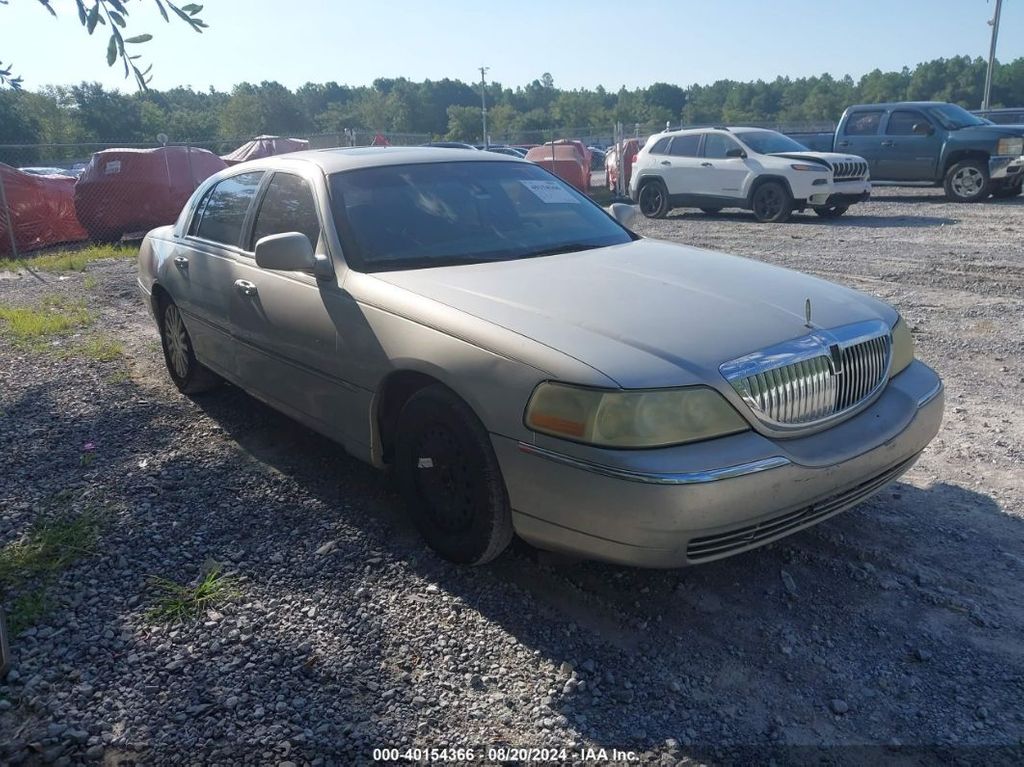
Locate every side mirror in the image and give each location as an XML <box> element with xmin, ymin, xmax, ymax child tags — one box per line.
<box><xmin>912</xmin><ymin>123</ymin><xmax>935</xmax><ymax>136</ymax></box>
<box><xmin>725</xmin><ymin>147</ymin><xmax>747</xmax><ymax>158</ymax></box>
<box><xmin>608</xmin><ymin>202</ymin><xmax>638</xmax><ymax>229</ymax></box>
<box><xmin>254</xmin><ymin>232</ymin><xmax>315</xmax><ymax>272</ymax></box>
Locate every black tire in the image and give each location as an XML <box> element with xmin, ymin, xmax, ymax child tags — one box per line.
<box><xmin>699</xmin><ymin>207</ymin><xmax>722</xmax><ymax>215</ymax></box>
<box><xmin>943</xmin><ymin>159</ymin><xmax>991</xmax><ymax>202</ymax></box>
<box><xmin>750</xmin><ymin>181</ymin><xmax>792</xmax><ymax>223</ymax></box>
<box><xmin>813</xmin><ymin>204</ymin><xmax>849</xmax><ymax>218</ymax></box>
<box><xmin>637</xmin><ymin>179</ymin><xmax>670</xmax><ymax>219</ymax></box>
<box><xmin>157</xmin><ymin>296</ymin><xmax>222</xmax><ymax>394</ymax></box>
<box><xmin>991</xmin><ymin>179</ymin><xmax>1023</xmax><ymax>199</ymax></box>
<box><xmin>394</xmin><ymin>385</ymin><xmax>514</xmax><ymax>565</ymax></box>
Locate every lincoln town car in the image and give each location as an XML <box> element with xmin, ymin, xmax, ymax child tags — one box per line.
<box><xmin>137</xmin><ymin>148</ymin><xmax>943</xmax><ymax>567</ymax></box>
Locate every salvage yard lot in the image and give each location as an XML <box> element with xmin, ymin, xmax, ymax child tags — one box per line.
<box><xmin>1</xmin><ymin>188</ymin><xmax>1022</xmax><ymax>764</ymax></box>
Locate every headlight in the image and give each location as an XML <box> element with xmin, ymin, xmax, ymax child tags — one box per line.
<box><xmin>890</xmin><ymin>316</ymin><xmax>915</xmax><ymax>376</ymax></box>
<box><xmin>790</xmin><ymin>163</ymin><xmax>829</xmax><ymax>172</ymax></box>
<box><xmin>996</xmin><ymin>137</ymin><xmax>1024</xmax><ymax>156</ymax></box>
<box><xmin>525</xmin><ymin>383</ymin><xmax>748</xmax><ymax>448</ymax></box>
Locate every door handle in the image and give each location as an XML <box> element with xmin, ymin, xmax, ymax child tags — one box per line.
<box><xmin>173</xmin><ymin>256</ymin><xmax>189</xmax><ymax>268</ymax></box>
<box><xmin>660</xmin><ymin>160</ymin><xmax>671</xmax><ymax>166</ymax></box>
<box><xmin>881</xmin><ymin>140</ymin><xmax>895</xmax><ymax>148</ymax></box>
<box><xmin>233</xmin><ymin>279</ymin><xmax>257</xmax><ymax>297</ymax></box>
<box><xmin>700</xmin><ymin>162</ymin><xmax>713</xmax><ymax>167</ymax></box>
<box><xmin>837</xmin><ymin>141</ymin><xmax>850</xmax><ymax>148</ymax></box>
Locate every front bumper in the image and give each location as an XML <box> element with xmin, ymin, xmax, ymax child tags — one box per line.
<box><xmin>494</xmin><ymin>359</ymin><xmax>943</xmax><ymax>568</ymax></box>
<box><xmin>990</xmin><ymin>155</ymin><xmax>1024</xmax><ymax>180</ymax></box>
<box><xmin>807</xmin><ymin>180</ymin><xmax>871</xmax><ymax>207</ymax></box>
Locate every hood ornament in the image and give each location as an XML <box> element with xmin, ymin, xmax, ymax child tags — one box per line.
<box><xmin>804</xmin><ymin>298</ymin><xmax>812</xmax><ymax>328</ymax></box>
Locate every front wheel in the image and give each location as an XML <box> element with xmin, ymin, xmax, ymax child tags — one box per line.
<box><xmin>158</xmin><ymin>297</ymin><xmax>221</xmax><ymax>394</ymax></box>
<box><xmin>813</xmin><ymin>204</ymin><xmax>849</xmax><ymax>218</ymax></box>
<box><xmin>750</xmin><ymin>181</ymin><xmax>792</xmax><ymax>223</ymax></box>
<box><xmin>943</xmin><ymin>160</ymin><xmax>990</xmax><ymax>202</ymax></box>
<box><xmin>637</xmin><ymin>180</ymin><xmax>670</xmax><ymax>219</ymax></box>
<box><xmin>394</xmin><ymin>385</ymin><xmax>513</xmax><ymax>565</ymax></box>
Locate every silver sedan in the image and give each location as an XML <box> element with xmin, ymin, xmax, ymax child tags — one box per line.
<box><xmin>137</xmin><ymin>147</ymin><xmax>943</xmax><ymax>567</ymax></box>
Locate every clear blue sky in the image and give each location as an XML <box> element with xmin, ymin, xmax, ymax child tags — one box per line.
<box><xmin>3</xmin><ymin>0</ymin><xmax>1022</xmax><ymax>92</ymax></box>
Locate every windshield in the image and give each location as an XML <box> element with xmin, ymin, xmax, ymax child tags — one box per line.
<box><xmin>733</xmin><ymin>130</ymin><xmax>809</xmax><ymax>154</ymax></box>
<box><xmin>925</xmin><ymin>104</ymin><xmax>990</xmax><ymax>130</ymax></box>
<box><xmin>329</xmin><ymin>162</ymin><xmax>632</xmax><ymax>272</ymax></box>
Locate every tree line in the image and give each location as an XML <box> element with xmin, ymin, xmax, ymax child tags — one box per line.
<box><xmin>1</xmin><ymin>55</ymin><xmax>1023</xmax><ymax>162</ymax></box>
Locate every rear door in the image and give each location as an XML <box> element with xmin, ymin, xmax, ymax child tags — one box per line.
<box><xmin>659</xmin><ymin>133</ymin><xmax>703</xmax><ymax>197</ymax></box>
<box><xmin>696</xmin><ymin>132</ymin><xmax>751</xmax><ymax>201</ymax></box>
<box><xmin>877</xmin><ymin>109</ymin><xmax>942</xmax><ymax>181</ymax></box>
<box><xmin>229</xmin><ymin>170</ymin><xmax>363</xmax><ymax>443</ymax></box>
<box><xmin>835</xmin><ymin>109</ymin><xmax>886</xmax><ymax>177</ymax></box>
<box><xmin>170</xmin><ymin>171</ymin><xmax>265</xmax><ymax>375</ymax></box>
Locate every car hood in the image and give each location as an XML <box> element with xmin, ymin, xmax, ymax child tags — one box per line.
<box><xmin>370</xmin><ymin>239</ymin><xmax>896</xmax><ymax>389</ymax></box>
<box><xmin>951</xmin><ymin>124</ymin><xmax>1024</xmax><ymax>138</ymax></box>
<box><xmin>770</xmin><ymin>151</ymin><xmax>867</xmax><ymax>166</ymax></box>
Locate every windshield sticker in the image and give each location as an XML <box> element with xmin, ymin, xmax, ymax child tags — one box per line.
<box><xmin>519</xmin><ymin>180</ymin><xmax>580</xmax><ymax>204</ymax></box>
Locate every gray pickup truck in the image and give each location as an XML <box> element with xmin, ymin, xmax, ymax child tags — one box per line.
<box><xmin>792</xmin><ymin>102</ymin><xmax>1024</xmax><ymax>202</ymax></box>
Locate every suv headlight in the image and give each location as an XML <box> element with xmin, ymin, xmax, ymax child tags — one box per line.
<box><xmin>996</xmin><ymin>137</ymin><xmax>1024</xmax><ymax>156</ymax></box>
<box><xmin>790</xmin><ymin>163</ymin><xmax>829</xmax><ymax>172</ymax></box>
<box><xmin>890</xmin><ymin>316</ymin><xmax>915</xmax><ymax>376</ymax></box>
<box><xmin>525</xmin><ymin>383</ymin><xmax>748</xmax><ymax>448</ymax></box>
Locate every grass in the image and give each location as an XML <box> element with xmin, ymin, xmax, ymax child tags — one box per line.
<box><xmin>147</xmin><ymin>564</ymin><xmax>240</xmax><ymax>624</ymax></box>
<box><xmin>0</xmin><ymin>507</ymin><xmax>106</xmax><ymax>634</ymax></box>
<box><xmin>0</xmin><ymin>244</ymin><xmax>134</xmax><ymax>274</ymax></box>
<box><xmin>0</xmin><ymin>295</ymin><xmax>93</xmax><ymax>349</ymax></box>
<box><xmin>107</xmin><ymin>369</ymin><xmax>133</xmax><ymax>385</ymax></box>
<box><xmin>78</xmin><ymin>335</ymin><xmax>124</xmax><ymax>362</ymax></box>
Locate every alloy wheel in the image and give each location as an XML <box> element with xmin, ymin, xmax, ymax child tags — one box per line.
<box><xmin>951</xmin><ymin>166</ymin><xmax>984</xmax><ymax>198</ymax></box>
<box><xmin>754</xmin><ymin>186</ymin><xmax>783</xmax><ymax>219</ymax></box>
<box><xmin>163</xmin><ymin>304</ymin><xmax>190</xmax><ymax>379</ymax></box>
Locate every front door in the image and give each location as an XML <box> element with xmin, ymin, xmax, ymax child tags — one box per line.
<box><xmin>228</xmin><ymin>171</ymin><xmax>363</xmax><ymax>444</ymax></box>
<box><xmin>876</xmin><ymin>109</ymin><xmax>942</xmax><ymax>181</ymax></box>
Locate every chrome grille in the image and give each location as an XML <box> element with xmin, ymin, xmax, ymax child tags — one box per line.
<box><xmin>829</xmin><ymin>159</ymin><xmax>869</xmax><ymax>180</ymax></box>
<box><xmin>720</xmin><ymin>320</ymin><xmax>892</xmax><ymax>429</ymax></box>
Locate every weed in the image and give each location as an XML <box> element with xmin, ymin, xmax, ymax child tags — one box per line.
<box><xmin>78</xmin><ymin>336</ymin><xmax>124</xmax><ymax>362</ymax></box>
<box><xmin>147</xmin><ymin>564</ymin><xmax>240</xmax><ymax>624</ymax></box>
<box><xmin>83</xmin><ymin>275</ymin><xmax>98</xmax><ymax>290</ymax></box>
<box><xmin>107</xmin><ymin>369</ymin><xmax>132</xmax><ymax>385</ymax></box>
<box><xmin>0</xmin><ymin>295</ymin><xmax>92</xmax><ymax>348</ymax></box>
<box><xmin>0</xmin><ymin>244</ymin><xmax>134</xmax><ymax>273</ymax></box>
<box><xmin>8</xmin><ymin>589</ymin><xmax>47</xmax><ymax>635</ymax></box>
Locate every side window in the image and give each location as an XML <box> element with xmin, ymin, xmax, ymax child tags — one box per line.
<box><xmin>194</xmin><ymin>171</ymin><xmax>264</xmax><ymax>247</ymax></box>
<box><xmin>844</xmin><ymin>111</ymin><xmax>884</xmax><ymax>136</ymax></box>
<box><xmin>703</xmin><ymin>133</ymin><xmax>741</xmax><ymax>159</ymax></box>
<box><xmin>668</xmin><ymin>134</ymin><xmax>701</xmax><ymax>157</ymax></box>
<box><xmin>648</xmin><ymin>137</ymin><xmax>671</xmax><ymax>155</ymax></box>
<box><xmin>250</xmin><ymin>173</ymin><xmax>321</xmax><ymax>250</ymax></box>
<box><xmin>886</xmin><ymin>110</ymin><xmax>928</xmax><ymax>135</ymax></box>
<box><xmin>187</xmin><ymin>186</ymin><xmax>214</xmax><ymax>236</ymax></box>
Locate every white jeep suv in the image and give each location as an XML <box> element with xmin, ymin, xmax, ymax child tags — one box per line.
<box><xmin>629</xmin><ymin>127</ymin><xmax>872</xmax><ymax>222</ymax></box>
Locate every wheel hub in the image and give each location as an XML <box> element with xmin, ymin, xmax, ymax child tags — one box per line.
<box><xmin>164</xmin><ymin>305</ymin><xmax>190</xmax><ymax>379</ymax></box>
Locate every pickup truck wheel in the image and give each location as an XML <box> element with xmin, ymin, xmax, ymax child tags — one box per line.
<box><xmin>394</xmin><ymin>385</ymin><xmax>514</xmax><ymax>565</ymax></box>
<box><xmin>991</xmin><ymin>179</ymin><xmax>1023</xmax><ymax>199</ymax></box>
<box><xmin>944</xmin><ymin>160</ymin><xmax>991</xmax><ymax>202</ymax></box>
<box><xmin>158</xmin><ymin>297</ymin><xmax>222</xmax><ymax>394</ymax></box>
<box><xmin>813</xmin><ymin>204</ymin><xmax>848</xmax><ymax>218</ymax></box>
<box><xmin>751</xmin><ymin>181</ymin><xmax>792</xmax><ymax>223</ymax></box>
<box><xmin>638</xmin><ymin>180</ymin><xmax>670</xmax><ymax>219</ymax></box>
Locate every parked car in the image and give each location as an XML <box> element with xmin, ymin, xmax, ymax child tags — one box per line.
<box><xmin>542</xmin><ymin>139</ymin><xmax>592</xmax><ymax>189</ymax></box>
<box><xmin>630</xmin><ymin>127</ymin><xmax>871</xmax><ymax>222</ymax></box>
<box><xmin>587</xmin><ymin>146</ymin><xmax>607</xmax><ymax>170</ymax></box>
<box><xmin>17</xmin><ymin>166</ymin><xmax>78</xmax><ymax>178</ymax></box>
<box><xmin>524</xmin><ymin>144</ymin><xmax>589</xmax><ymax>192</ymax></box>
<box><xmin>482</xmin><ymin>146</ymin><xmax>527</xmax><ymax>158</ymax></box>
<box><xmin>791</xmin><ymin>102</ymin><xmax>1024</xmax><ymax>201</ymax></box>
<box><xmin>138</xmin><ymin>147</ymin><xmax>943</xmax><ymax>568</ymax></box>
<box><xmin>605</xmin><ymin>138</ymin><xmax>642</xmax><ymax>193</ymax></box>
<box><xmin>972</xmin><ymin>107</ymin><xmax>1024</xmax><ymax>126</ymax></box>
<box><xmin>0</xmin><ymin>163</ymin><xmax>88</xmax><ymax>255</ymax></box>
<box><xmin>222</xmin><ymin>135</ymin><xmax>309</xmax><ymax>165</ymax></box>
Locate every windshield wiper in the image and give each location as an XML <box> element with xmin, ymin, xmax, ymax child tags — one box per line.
<box><xmin>518</xmin><ymin>242</ymin><xmax>603</xmax><ymax>260</ymax></box>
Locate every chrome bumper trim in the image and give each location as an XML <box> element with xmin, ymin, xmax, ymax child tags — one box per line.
<box><xmin>917</xmin><ymin>378</ymin><xmax>944</xmax><ymax>408</ymax></box>
<box><xmin>516</xmin><ymin>443</ymin><xmax>791</xmax><ymax>485</ymax></box>
<box><xmin>990</xmin><ymin>155</ymin><xmax>1024</xmax><ymax>180</ymax></box>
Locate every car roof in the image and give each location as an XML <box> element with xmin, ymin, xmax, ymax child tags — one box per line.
<box><xmin>234</xmin><ymin>146</ymin><xmax>521</xmax><ymax>174</ymax></box>
<box><xmin>846</xmin><ymin>101</ymin><xmax>949</xmax><ymax>110</ymax></box>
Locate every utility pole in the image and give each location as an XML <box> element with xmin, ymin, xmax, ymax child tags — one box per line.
<box><xmin>479</xmin><ymin>66</ymin><xmax>490</xmax><ymax>148</ymax></box>
<box><xmin>983</xmin><ymin>0</ymin><xmax>1003</xmax><ymax>110</ymax></box>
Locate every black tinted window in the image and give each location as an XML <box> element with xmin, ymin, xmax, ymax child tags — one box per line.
<box><xmin>648</xmin><ymin>137</ymin><xmax>671</xmax><ymax>155</ymax></box>
<box><xmin>187</xmin><ymin>187</ymin><xmax>214</xmax><ymax>236</ymax></box>
<box><xmin>251</xmin><ymin>173</ymin><xmax>321</xmax><ymax>250</ymax></box>
<box><xmin>844</xmin><ymin>111</ymin><xmax>883</xmax><ymax>135</ymax></box>
<box><xmin>195</xmin><ymin>172</ymin><xmax>263</xmax><ymax>247</ymax></box>
<box><xmin>703</xmin><ymin>133</ymin><xmax>741</xmax><ymax>159</ymax></box>
<box><xmin>886</xmin><ymin>110</ymin><xmax>928</xmax><ymax>135</ymax></box>
<box><xmin>668</xmin><ymin>134</ymin><xmax>700</xmax><ymax>157</ymax></box>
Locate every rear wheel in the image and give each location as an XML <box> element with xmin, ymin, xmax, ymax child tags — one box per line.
<box><xmin>943</xmin><ymin>159</ymin><xmax>990</xmax><ymax>202</ymax></box>
<box><xmin>158</xmin><ymin>297</ymin><xmax>221</xmax><ymax>394</ymax></box>
<box><xmin>394</xmin><ymin>385</ymin><xmax>513</xmax><ymax>565</ymax></box>
<box><xmin>813</xmin><ymin>204</ymin><xmax>849</xmax><ymax>218</ymax></box>
<box><xmin>637</xmin><ymin>180</ymin><xmax>670</xmax><ymax>219</ymax></box>
<box><xmin>750</xmin><ymin>181</ymin><xmax>792</xmax><ymax>223</ymax></box>
<box><xmin>699</xmin><ymin>207</ymin><xmax>722</xmax><ymax>215</ymax></box>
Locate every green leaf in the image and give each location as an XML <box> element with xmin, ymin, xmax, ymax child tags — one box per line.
<box><xmin>108</xmin><ymin>10</ymin><xmax>126</xmax><ymax>27</ymax></box>
<box><xmin>107</xmin><ymin>0</ymin><xmax>128</xmax><ymax>13</ymax></box>
<box><xmin>181</xmin><ymin>3</ymin><xmax>203</xmax><ymax>14</ymax></box>
<box><xmin>124</xmin><ymin>34</ymin><xmax>153</xmax><ymax>44</ymax></box>
<box><xmin>154</xmin><ymin>0</ymin><xmax>169</xmax><ymax>22</ymax></box>
<box><xmin>106</xmin><ymin>34</ymin><xmax>117</xmax><ymax>66</ymax></box>
<box><xmin>86</xmin><ymin>3</ymin><xmax>100</xmax><ymax>34</ymax></box>
<box><xmin>75</xmin><ymin>0</ymin><xmax>87</xmax><ymax>25</ymax></box>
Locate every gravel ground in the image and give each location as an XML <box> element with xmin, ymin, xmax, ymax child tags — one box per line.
<box><xmin>1</xmin><ymin>186</ymin><xmax>1023</xmax><ymax>765</ymax></box>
